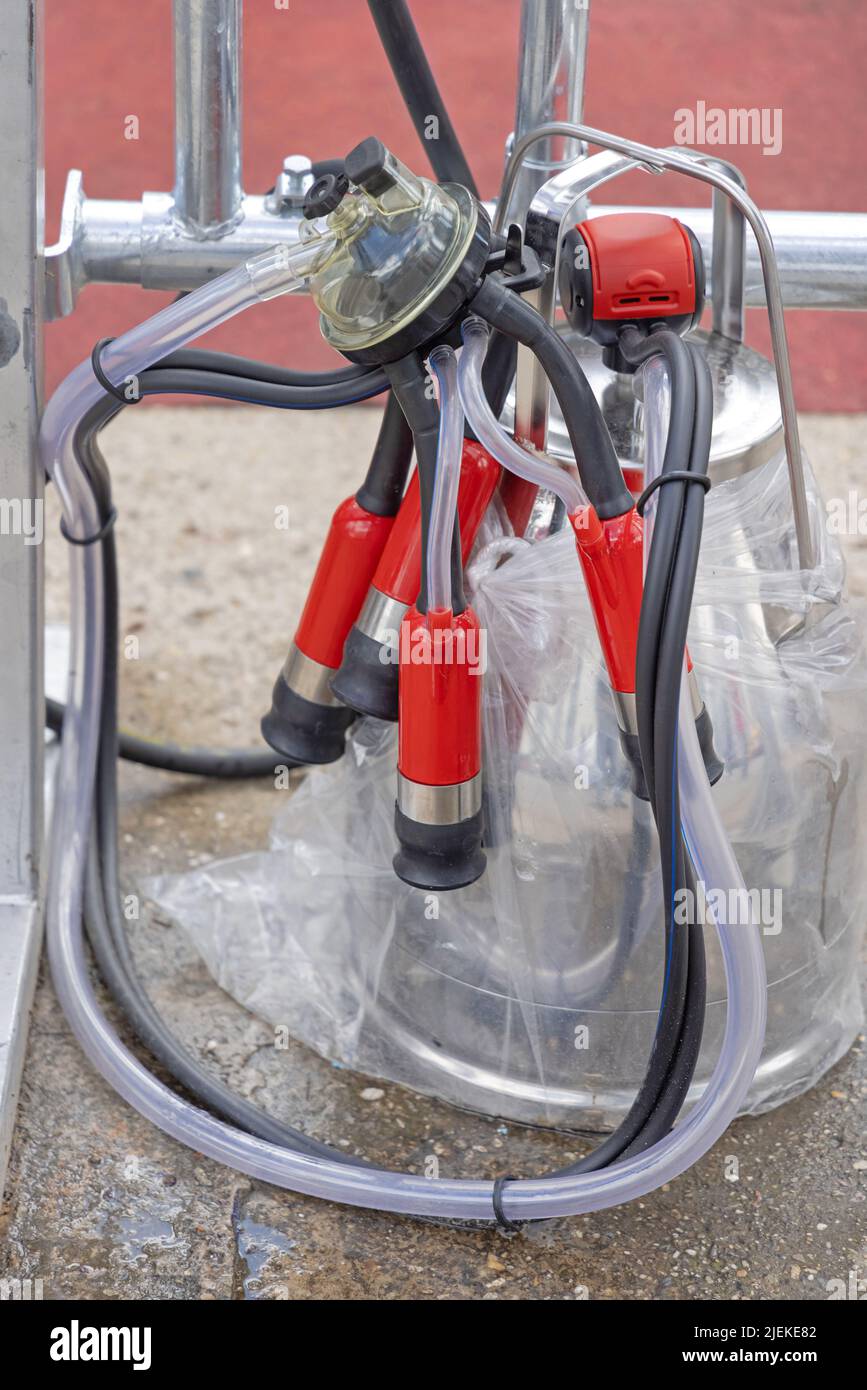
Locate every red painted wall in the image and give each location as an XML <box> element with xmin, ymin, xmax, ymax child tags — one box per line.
<box><xmin>44</xmin><ymin>0</ymin><xmax>867</xmax><ymax>409</ymax></box>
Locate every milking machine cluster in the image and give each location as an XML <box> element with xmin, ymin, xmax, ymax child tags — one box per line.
<box><xmin>39</xmin><ymin>5</ymin><xmax>864</xmax><ymax>1227</ymax></box>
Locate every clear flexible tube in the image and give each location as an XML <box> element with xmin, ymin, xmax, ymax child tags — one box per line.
<box><xmin>426</xmin><ymin>346</ymin><xmax>465</xmax><ymax>612</ymax></box>
<box><xmin>43</xmin><ymin>264</ymin><xmax>766</xmax><ymax>1223</ymax></box>
<box><xmin>457</xmin><ymin>316</ymin><xmax>587</xmax><ymax>517</ymax></box>
<box><xmin>42</xmin><ymin>238</ymin><xmax>336</xmax><ymax>544</ymax></box>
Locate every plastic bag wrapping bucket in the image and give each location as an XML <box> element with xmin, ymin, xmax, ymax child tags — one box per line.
<box><xmin>148</xmin><ymin>448</ymin><xmax>867</xmax><ymax>1130</ymax></box>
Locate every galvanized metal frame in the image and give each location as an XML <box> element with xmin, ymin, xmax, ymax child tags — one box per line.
<box><xmin>0</xmin><ymin>0</ymin><xmax>45</xmax><ymax>1194</ymax></box>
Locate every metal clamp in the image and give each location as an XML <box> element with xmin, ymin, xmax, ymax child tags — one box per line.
<box><xmin>498</xmin><ymin>122</ymin><xmax>815</xmax><ymax>570</ymax></box>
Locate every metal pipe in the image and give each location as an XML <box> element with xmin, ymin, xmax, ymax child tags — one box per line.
<box><xmin>141</xmin><ymin>194</ymin><xmax>297</xmax><ymax>288</ymax></box>
<box><xmin>708</xmin><ymin>159</ymin><xmax>747</xmax><ymax>341</ymax></box>
<box><xmin>508</xmin><ymin>1</ymin><xmax>591</xmax><ymax>468</ymax></box>
<box><xmin>505</xmin><ymin>122</ymin><xmax>816</xmax><ymax>568</ymax></box>
<box><xmin>502</xmin><ymin>0</ymin><xmax>591</xmax><ymax>228</ymax></box>
<box><xmin>44</xmin><ymin>167</ymin><xmax>867</xmax><ymax>321</ymax></box>
<box><xmin>172</xmin><ymin>0</ymin><xmax>243</xmax><ymax>237</ymax></box>
<box><xmin>45</xmin><ymin>174</ymin><xmax>309</xmax><ymax>317</ymax></box>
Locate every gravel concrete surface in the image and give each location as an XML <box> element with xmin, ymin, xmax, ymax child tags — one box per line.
<box><xmin>1</xmin><ymin>405</ymin><xmax>864</xmax><ymax>1301</ymax></box>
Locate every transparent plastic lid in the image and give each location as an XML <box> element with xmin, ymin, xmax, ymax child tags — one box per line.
<box><xmin>304</xmin><ymin>145</ymin><xmax>479</xmax><ymax>353</ymax></box>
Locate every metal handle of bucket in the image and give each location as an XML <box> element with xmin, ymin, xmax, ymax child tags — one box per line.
<box><xmin>498</xmin><ymin>123</ymin><xmax>815</xmax><ymax>571</ymax></box>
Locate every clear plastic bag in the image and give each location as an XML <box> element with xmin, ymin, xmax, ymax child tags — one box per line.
<box><xmin>148</xmin><ymin>448</ymin><xmax>867</xmax><ymax>1129</ymax></box>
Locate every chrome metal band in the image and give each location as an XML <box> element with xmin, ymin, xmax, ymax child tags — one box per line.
<box><xmin>283</xmin><ymin>644</ymin><xmax>343</xmax><ymax>707</ymax></box>
<box><xmin>356</xmin><ymin>587</ymin><xmax>408</xmax><ymax>647</ymax></box>
<box><xmin>611</xmin><ymin>688</ymin><xmax>638</xmax><ymax>736</ymax></box>
<box><xmin>397</xmin><ymin>772</ymin><xmax>483</xmax><ymax>826</ymax></box>
<box><xmin>612</xmin><ymin>673</ymin><xmax>704</xmax><ymax>735</ymax></box>
<box><xmin>687</xmin><ymin>668</ymin><xmax>704</xmax><ymax>720</ymax></box>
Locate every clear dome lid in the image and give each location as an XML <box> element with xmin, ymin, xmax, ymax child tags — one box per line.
<box><xmin>304</xmin><ymin>142</ymin><xmax>479</xmax><ymax>353</ymax></box>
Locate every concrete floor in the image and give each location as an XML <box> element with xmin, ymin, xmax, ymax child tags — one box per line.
<box><xmin>1</xmin><ymin>406</ymin><xmax>865</xmax><ymax>1300</ymax></box>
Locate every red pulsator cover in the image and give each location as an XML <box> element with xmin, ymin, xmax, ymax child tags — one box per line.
<box><xmin>571</xmin><ymin>505</ymin><xmax>694</xmax><ymax>694</ymax></box>
<box><xmin>571</xmin><ymin>505</ymin><xmax>645</xmax><ymax>695</ymax></box>
<box><xmin>294</xmin><ymin>496</ymin><xmax>395</xmax><ymax>671</ymax></box>
<box><xmin>397</xmin><ymin>604</ymin><xmax>483</xmax><ymax>787</ymax></box>
<box><xmin>372</xmin><ymin>440</ymin><xmax>501</xmax><ymax>604</ymax></box>
<box><xmin>576</xmin><ymin>213</ymin><xmax>697</xmax><ymax>323</ymax></box>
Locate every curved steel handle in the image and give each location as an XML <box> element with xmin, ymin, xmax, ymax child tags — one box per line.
<box><xmin>702</xmin><ymin>155</ymin><xmax>747</xmax><ymax>343</ymax></box>
<box><xmin>508</xmin><ymin>149</ymin><xmax>653</xmax><ymax>472</ymax></box>
<box><xmin>499</xmin><ymin>122</ymin><xmax>814</xmax><ymax>569</ymax></box>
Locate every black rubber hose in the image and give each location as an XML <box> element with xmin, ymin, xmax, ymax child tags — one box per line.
<box><xmin>73</xmin><ymin>425</ymin><xmax>384</xmax><ymax>1165</ymax></box>
<box><xmin>617</xmin><ymin>343</ymin><xmax>715</xmax><ymax>1158</ymax></box>
<box><xmin>155</xmin><ymin>348</ymin><xmax>387</xmax><ymax>396</ymax></box>
<box><xmin>366</xmin><ymin>0</ymin><xmax>478</xmax><ymax>195</ymax></box>
<box><xmin>46</xmin><ymin>697</ymin><xmax>281</xmax><ymax>779</ymax></box>
<box><xmin>125</xmin><ymin>366</ymin><xmax>387</xmax><ymax>410</ymax></box>
<box><xmin>621</xmin><ymin>869</ymin><xmax>707</xmax><ymax>1159</ymax></box>
<box><xmin>622</xmin><ymin>339</ymin><xmax>714</xmax><ymax>1159</ymax></box>
<box><xmin>47</xmin><ymin>356</ymin><xmax>394</xmax><ymax>780</ymax></box>
<box><xmin>551</xmin><ymin>336</ymin><xmax>712</xmax><ymax>1176</ymax></box>
<box><xmin>620</xmin><ymin>341</ymin><xmax>701</xmax><ymax>1140</ymax></box>
<box><xmin>619</xmin><ymin>326</ymin><xmax>696</xmax><ymax>806</ymax></box>
<box><xmin>481</xmin><ymin>330</ymin><xmax>518</xmax><ymax>422</ymax></box>
<box><xmin>84</xmin><ymin>802</ymin><xmax>349</xmax><ymax>1157</ymax></box>
<box><xmin>54</xmin><ymin>395</ymin><xmax>282</xmax><ymax>779</ymax></box>
<box><xmin>385</xmin><ymin>351</ymin><xmax>465</xmax><ymax>614</ymax></box>
<box><xmin>355</xmin><ymin>391</ymin><xmax>415</xmax><ymax>517</ymax></box>
<box><xmin>91</xmin><ymin>606</ymin><xmax>379</xmax><ymax>1162</ymax></box>
<box><xmin>468</xmin><ymin>282</ymin><xmax>634</xmax><ymax>519</ymax></box>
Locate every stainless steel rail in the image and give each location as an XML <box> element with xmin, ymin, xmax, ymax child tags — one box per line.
<box><xmin>172</xmin><ymin>0</ymin><xmax>243</xmax><ymax>237</ymax></box>
<box><xmin>503</xmin><ymin>0</ymin><xmax>590</xmax><ymax>227</ymax></box>
<box><xmin>45</xmin><ymin>190</ymin><xmax>867</xmax><ymax>320</ymax></box>
<box><xmin>45</xmin><ymin>178</ymin><xmax>308</xmax><ymax>314</ymax></box>
<box><xmin>708</xmin><ymin>159</ymin><xmax>748</xmax><ymax>341</ymax></box>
